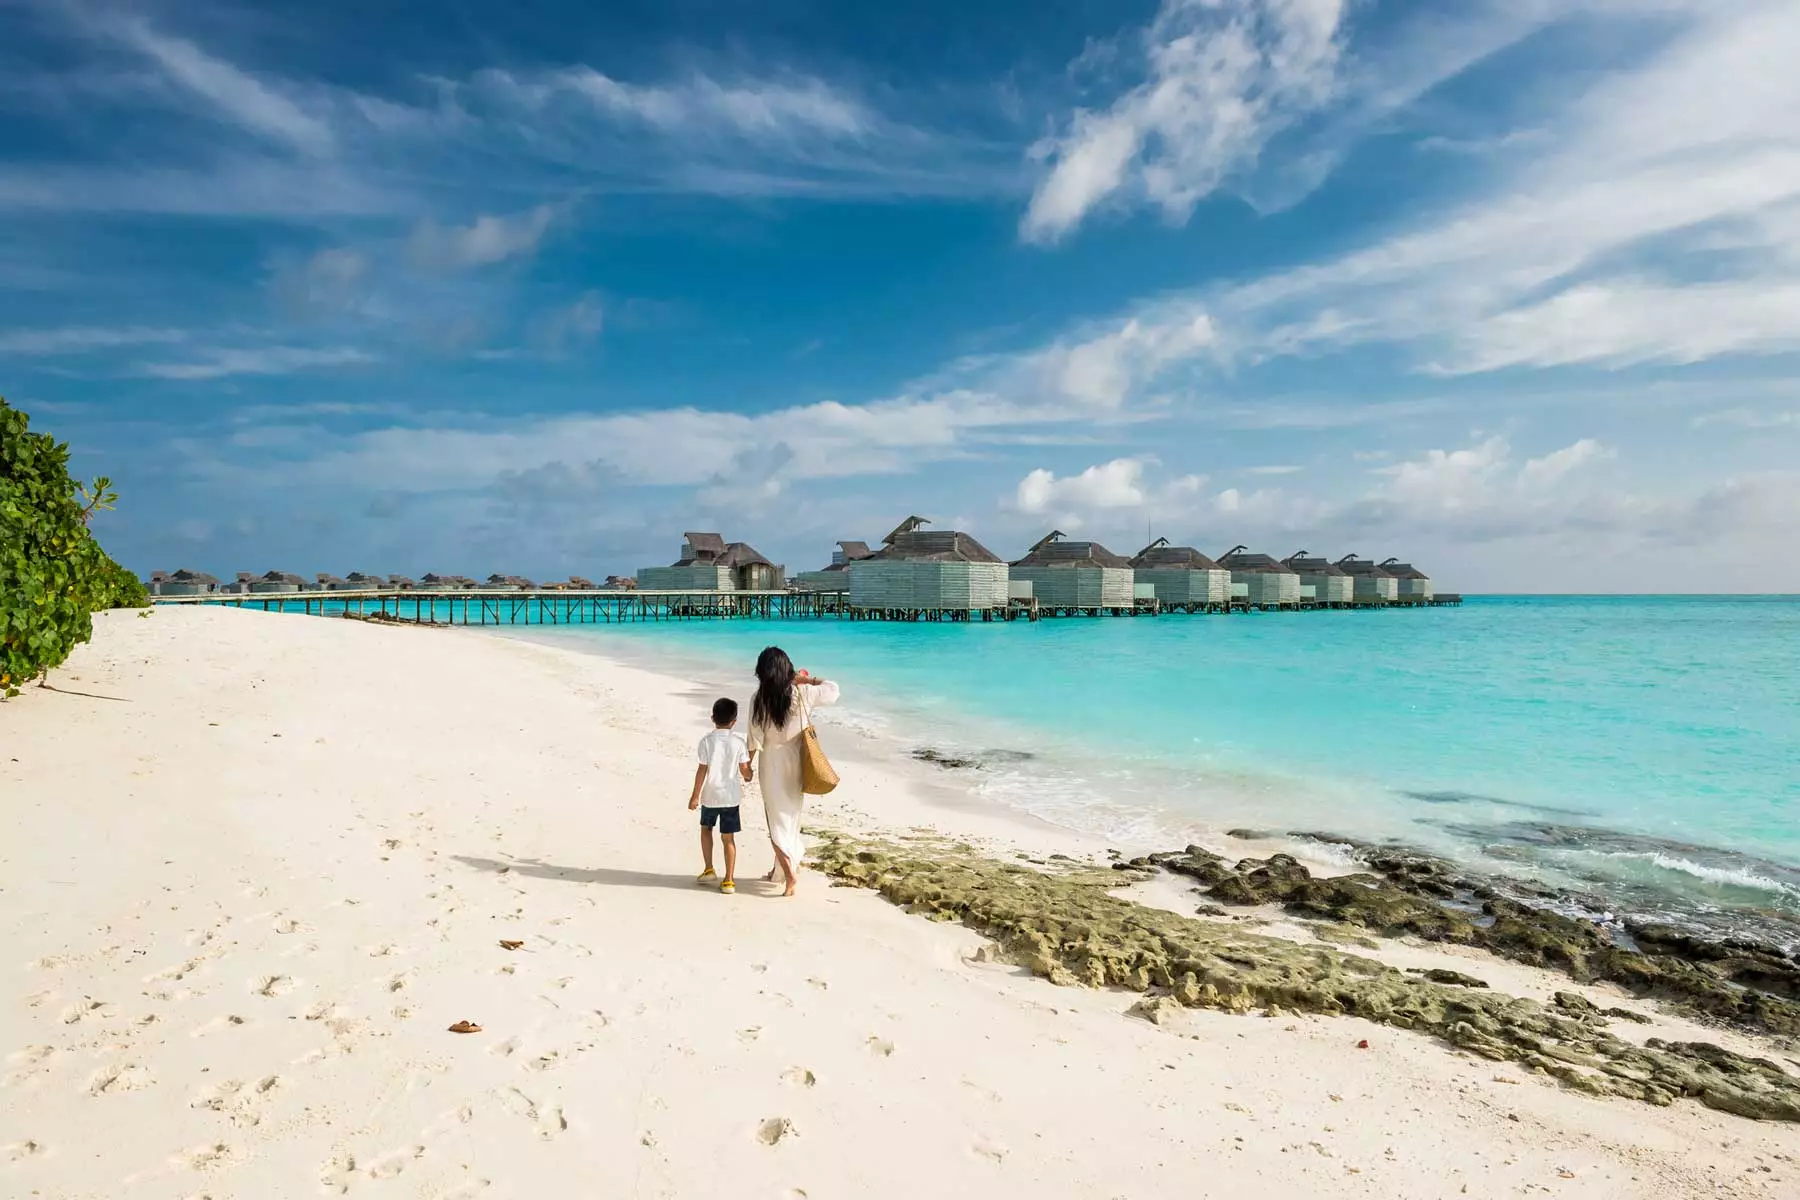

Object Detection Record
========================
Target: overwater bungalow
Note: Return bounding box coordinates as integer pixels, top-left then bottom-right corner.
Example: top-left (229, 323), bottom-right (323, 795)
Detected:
top-left (337, 571), bottom-right (386, 590)
top-left (415, 573), bottom-right (459, 592)
top-left (1336, 555), bottom-right (1399, 602)
top-left (486, 574), bottom-right (536, 590)
top-left (314, 573), bottom-right (353, 591)
top-left (1380, 558), bottom-right (1434, 601)
top-left (1218, 546), bottom-right (1302, 606)
top-left (849, 517), bottom-right (1008, 610)
top-left (1128, 538), bottom-right (1230, 606)
top-left (1011, 531), bottom-right (1134, 608)
top-left (147, 568), bottom-right (219, 597)
top-left (1281, 551), bottom-right (1354, 605)
top-left (602, 575), bottom-right (638, 590)
top-left (793, 540), bottom-right (874, 592)
top-left (247, 570), bottom-right (306, 595)
top-left (384, 575), bottom-right (417, 590)
top-left (638, 532), bottom-right (785, 591)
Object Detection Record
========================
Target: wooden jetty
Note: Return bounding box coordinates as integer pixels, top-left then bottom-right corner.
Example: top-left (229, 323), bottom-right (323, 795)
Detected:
top-left (153, 586), bottom-right (1462, 625)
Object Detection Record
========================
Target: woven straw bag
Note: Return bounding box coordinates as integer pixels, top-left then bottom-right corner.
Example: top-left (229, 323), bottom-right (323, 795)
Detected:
top-left (797, 686), bottom-right (839, 796)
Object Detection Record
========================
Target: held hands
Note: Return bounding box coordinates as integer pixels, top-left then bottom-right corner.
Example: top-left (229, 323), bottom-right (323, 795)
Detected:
top-left (795, 669), bottom-right (821, 686)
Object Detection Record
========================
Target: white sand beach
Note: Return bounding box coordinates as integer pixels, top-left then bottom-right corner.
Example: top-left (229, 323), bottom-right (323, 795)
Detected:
top-left (3, 606), bottom-right (1796, 1199)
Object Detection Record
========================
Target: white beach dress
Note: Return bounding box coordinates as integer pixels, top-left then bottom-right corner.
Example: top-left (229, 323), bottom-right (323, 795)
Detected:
top-left (747, 681), bottom-right (839, 861)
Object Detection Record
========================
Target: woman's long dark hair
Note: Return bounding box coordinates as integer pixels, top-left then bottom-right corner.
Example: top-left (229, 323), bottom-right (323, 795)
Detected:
top-left (751, 645), bottom-right (796, 731)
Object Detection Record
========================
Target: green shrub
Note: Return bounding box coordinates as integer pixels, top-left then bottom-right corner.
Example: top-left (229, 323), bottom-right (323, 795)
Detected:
top-left (1, 396), bottom-right (147, 696)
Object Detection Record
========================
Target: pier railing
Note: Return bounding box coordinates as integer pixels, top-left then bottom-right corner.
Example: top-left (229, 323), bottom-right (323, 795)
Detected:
top-left (150, 587), bottom-right (1461, 625)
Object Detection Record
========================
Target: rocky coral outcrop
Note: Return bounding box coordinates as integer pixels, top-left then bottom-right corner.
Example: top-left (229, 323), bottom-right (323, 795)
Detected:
top-left (1119, 840), bottom-right (1800, 1038)
top-left (814, 834), bottom-right (1800, 1122)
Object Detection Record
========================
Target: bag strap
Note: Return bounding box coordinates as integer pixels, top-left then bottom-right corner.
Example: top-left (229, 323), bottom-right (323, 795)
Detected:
top-left (795, 683), bottom-right (812, 728)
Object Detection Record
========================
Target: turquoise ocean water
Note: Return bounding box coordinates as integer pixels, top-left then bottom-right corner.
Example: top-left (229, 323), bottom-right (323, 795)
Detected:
top-left (260, 594), bottom-right (1799, 942)
top-left (515, 595), bottom-right (1800, 944)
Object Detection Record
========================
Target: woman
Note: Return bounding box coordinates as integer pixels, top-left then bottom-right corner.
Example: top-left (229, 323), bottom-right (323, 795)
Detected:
top-left (746, 645), bottom-right (839, 897)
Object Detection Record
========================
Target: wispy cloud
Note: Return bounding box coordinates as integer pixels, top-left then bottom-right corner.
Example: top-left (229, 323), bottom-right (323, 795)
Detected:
top-left (134, 346), bottom-right (375, 380)
top-left (409, 205), bottom-right (560, 270)
top-left (1023, 0), bottom-right (1347, 244)
top-left (0, 326), bottom-right (187, 356)
top-left (112, 19), bottom-right (336, 156)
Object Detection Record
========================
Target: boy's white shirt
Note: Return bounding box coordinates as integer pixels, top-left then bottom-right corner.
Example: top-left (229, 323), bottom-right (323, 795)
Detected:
top-left (696, 728), bottom-right (750, 808)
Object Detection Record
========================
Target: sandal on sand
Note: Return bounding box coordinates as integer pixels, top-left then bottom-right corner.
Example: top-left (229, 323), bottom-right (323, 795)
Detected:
top-left (720, 880), bottom-right (736, 894)
top-left (696, 868), bottom-right (717, 884)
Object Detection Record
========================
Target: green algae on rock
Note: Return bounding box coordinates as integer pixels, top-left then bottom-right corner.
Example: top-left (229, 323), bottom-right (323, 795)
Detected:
top-left (812, 833), bottom-right (1800, 1123)
top-left (1130, 841), bottom-right (1800, 1039)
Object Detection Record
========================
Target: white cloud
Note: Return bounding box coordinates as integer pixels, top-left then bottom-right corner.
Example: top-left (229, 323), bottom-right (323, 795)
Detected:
top-left (409, 205), bottom-right (559, 270)
top-left (1023, 0), bottom-right (1347, 243)
top-left (136, 346), bottom-right (376, 380)
top-left (0, 326), bottom-right (187, 356)
top-left (115, 20), bottom-right (335, 156)
top-left (1243, 464), bottom-right (1301, 475)
top-left (274, 247), bottom-right (369, 315)
top-left (1015, 458), bottom-right (1152, 515)
top-left (1518, 438), bottom-right (1611, 488)
top-left (539, 68), bottom-right (870, 140)
top-left (1028, 311), bottom-right (1220, 407)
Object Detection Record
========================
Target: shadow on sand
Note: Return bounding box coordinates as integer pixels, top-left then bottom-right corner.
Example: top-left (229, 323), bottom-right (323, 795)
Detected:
top-left (452, 854), bottom-right (758, 894)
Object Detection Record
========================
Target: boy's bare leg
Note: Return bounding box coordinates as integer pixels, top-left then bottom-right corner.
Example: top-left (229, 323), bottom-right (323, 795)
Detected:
top-left (699, 827), bottom-right (715, 874)
top-left (722, 833), bottom-right (737, 884)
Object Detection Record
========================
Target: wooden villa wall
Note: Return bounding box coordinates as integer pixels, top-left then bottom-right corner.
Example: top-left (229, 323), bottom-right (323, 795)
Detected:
top-left (1134, 567), bottom-right (1230, 603)
top-left (1396, 577), bottom-right (1435, 599)
top-left (1233, 570), bottom-right (1301, 605)
top-left (849, 562), bottom-right (1009, 610)
top-left (1353, 576), bottom-right (1399, 601)
top-left (1297, 574), bottom-right (1353, 603)
top-left (1009, 566), bottom-right (1134, 607)
top-left (792, 570), bottom-right (846, 592)
top-left (638, 565), bottom-right (735, 591)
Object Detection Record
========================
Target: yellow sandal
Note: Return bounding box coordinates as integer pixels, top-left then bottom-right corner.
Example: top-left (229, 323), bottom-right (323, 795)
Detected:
top-left (696, 868), bottom-right (717, 885)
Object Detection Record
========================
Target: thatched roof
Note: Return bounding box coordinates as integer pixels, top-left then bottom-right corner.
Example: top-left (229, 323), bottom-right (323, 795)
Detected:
top-left (169, 568), bottom-right (219, 585)
top-left (344, 571), bottom-right (386, 584)
top-left (1014, 531), bottom-right (1130, 569)
top-left (882, 516), bottom-right (930, 544)
top-left (672, 533), bottom-right (772, 569)
top-left (387, 575), bottom-right (417, 588)
top-left (682, 532), bottom-right (728, 558)
top-left (260, 570), bottom-right (307, 584)
top-left (1130, 537), bottom-right (1221, 570)
top-left (1379, 558), bottom-right (1430, 581)
top-left (870, 530), bottom-right (1003, 564)
top-left (838, 540), bottom-right (874, 561)
top-left (1335, 555), bottom-right (1394, 578)
top-left (1281, 551), bottom-right (1347, 576)
top-left (1217, 546), bottom-right (1296, 574)
top-left (716, 542), bottom-right (774, 569)
top-left (315, 573), bottom-right (348, 586)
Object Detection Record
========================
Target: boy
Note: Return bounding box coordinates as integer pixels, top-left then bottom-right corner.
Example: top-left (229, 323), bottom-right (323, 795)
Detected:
top-left (689, 697), bottom-right (752, 893)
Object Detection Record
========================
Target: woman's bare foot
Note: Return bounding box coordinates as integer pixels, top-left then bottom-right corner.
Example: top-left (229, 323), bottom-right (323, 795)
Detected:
top-left (782, 881), bottom-right (797, 897)
top-left (762, 867), bottom-right (779, 883)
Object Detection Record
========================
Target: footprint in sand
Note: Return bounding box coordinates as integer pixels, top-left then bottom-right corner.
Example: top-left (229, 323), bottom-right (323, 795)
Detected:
top-left (366, 1145), bottom-right (425, 1179)
top-left (432, 1181), bottom-right (492, 1200)
top-left (806, 978), bottom-right (829, 991)
top-left (780, 1068), bottom-right (817, 1088)
top-left (190, 1014), bottom-right (247, 1037)
top-left (60, 999), bottom-right (109, 1025)
top-left (179, 1142), bottom-right (233, 1170)
top-left (387, 972), bottom-right (412, 993)
top-left (970, 1136), bottom-right (1007, 1163)
top-left (487, 1037), bottom-right (521, 1059)
top-left (866, 1037), bottom-right (895, 1058)
top-left (737, 1027), bottom-right (762, 1044)
top-left (252, 975), bottom-right (294, 998)
top-left (5, 1139), bottom-right (45, 1164)
top-left (273, 918), bottom-right (308, 935)
top-left (318, 1151), bottom-right (357, 1193)
top-left (145, 959), bottom-right (204, 984)
top-left (86, 1063), bottom-right (154, 1096)
top-left (756, 1118), bottom-right (797, 1146)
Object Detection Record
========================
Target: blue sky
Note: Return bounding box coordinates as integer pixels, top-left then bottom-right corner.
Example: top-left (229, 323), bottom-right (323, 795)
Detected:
top-left (4, 0), bottom-right (1798, 592)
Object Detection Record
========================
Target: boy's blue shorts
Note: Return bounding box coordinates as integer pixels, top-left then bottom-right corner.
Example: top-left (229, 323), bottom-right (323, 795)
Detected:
top-left (699, 806), bottom-right (742, 835)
